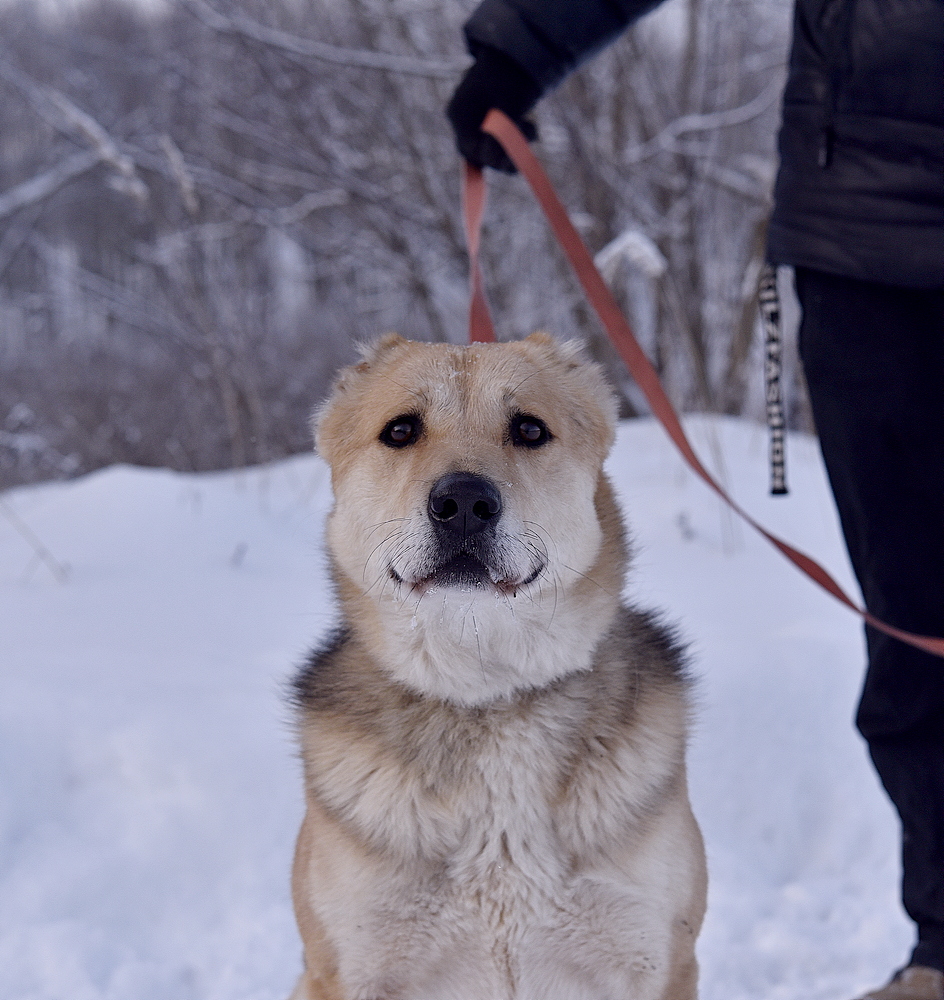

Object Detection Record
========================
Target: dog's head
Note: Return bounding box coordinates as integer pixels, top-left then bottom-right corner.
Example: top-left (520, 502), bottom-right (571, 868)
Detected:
top-left (315, 332), bottom-right (626, 704)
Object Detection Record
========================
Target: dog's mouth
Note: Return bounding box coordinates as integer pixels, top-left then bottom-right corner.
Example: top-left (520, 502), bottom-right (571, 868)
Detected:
top-left (426, 553), bottom-right (493, 589)
top-left (390, 554), bottom-right (544, 595)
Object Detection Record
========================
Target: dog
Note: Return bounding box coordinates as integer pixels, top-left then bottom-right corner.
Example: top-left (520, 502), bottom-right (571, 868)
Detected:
top-left (289, 332), bottom-right (706, 1000)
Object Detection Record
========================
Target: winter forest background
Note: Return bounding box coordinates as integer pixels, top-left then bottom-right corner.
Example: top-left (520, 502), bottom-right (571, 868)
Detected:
top-left (0, 0), bottom-right (803, 490)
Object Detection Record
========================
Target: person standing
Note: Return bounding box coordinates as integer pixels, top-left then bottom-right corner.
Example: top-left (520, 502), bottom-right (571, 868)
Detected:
top-left (446, 3), bottom-right (944, 998)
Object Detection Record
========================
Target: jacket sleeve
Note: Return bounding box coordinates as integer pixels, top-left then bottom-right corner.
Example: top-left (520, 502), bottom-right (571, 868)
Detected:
top-left (464, 0), bottom-right (666, 92)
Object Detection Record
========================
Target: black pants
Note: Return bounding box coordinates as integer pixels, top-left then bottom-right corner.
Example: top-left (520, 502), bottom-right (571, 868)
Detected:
top-left (796, 267), bottom-right (944, 971)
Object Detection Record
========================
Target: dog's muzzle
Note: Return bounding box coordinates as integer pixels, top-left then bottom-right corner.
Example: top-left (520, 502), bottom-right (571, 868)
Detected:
top-left (420, 472), bottom-right (503, 589)
top-left (387, 472), bottom-right (544, 593)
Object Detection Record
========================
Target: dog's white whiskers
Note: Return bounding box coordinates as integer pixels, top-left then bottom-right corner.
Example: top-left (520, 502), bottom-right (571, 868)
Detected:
top-left (364, 567), bottom-right (395, 598)
top-left (364, 517), bottom-right (409, 541)
top-left (383, 533), bottom-right (413, 571)
top-left (523, 519), bottom-right (559, 561)
top-left (378, 371), bottom-right (423, 397)
top-left (454, 603), bottom-right (467, 644)
top-left (409, 586), bottom-right (427, 613)
top-left (494, 588), bottom-right (518, 617)
top-left (363, 547), bottom-right (404, 596)
top-left (523, 532), bottom-right (550, 570)
top-left (561, 563), bottom-right (619, 599)
top-left (546, 570), bottom-right (562, 625)
top-left (363, 530), bottom-right (405, 584)
top-left (508, 361), bottom-right (562, 395)
top-left (469, 608), bottom-right (487, 687)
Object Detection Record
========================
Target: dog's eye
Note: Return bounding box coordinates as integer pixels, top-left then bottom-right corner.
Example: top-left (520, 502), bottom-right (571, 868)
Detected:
top-left (510, 414), bottom-right (551, 449)
top-left (379, 414), bottom-right (421, 448)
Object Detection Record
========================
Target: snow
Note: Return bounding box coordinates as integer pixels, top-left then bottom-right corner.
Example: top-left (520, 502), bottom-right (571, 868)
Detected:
top-left (0, 416), bottom-right (914, 1000)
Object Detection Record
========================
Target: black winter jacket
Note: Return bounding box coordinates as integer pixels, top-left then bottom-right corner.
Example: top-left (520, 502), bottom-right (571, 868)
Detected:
top-left (464, 0), bottom-right (944, 288)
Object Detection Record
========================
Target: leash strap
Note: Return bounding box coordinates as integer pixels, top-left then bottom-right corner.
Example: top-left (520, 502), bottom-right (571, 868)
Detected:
top-left (465, 108), bottom-right (944, 659)
top-left (759, 264), bottom-right (788, 496)
top-left (462, 162), bottom-right (496, 343)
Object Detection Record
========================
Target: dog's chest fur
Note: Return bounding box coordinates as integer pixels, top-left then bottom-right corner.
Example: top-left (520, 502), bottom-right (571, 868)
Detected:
top-left (294, 612), bottom-right (690, 999)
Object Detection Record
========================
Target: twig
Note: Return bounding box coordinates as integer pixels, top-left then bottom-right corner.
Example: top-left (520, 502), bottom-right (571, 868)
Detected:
top-left (159, 133), bottom-right (200, 215)
top-left (44, 90), bottom-right (148, 201)
top-left (181, 0), bottom-right (466, 78)
top-left (267, 189), bottom-right (349, 226)
top-left (0, 52), bottom-right (148, 201)
top-left (0, 150), bottom-right (100, 221)
top-left (0, 496), bottom-right (70, 584)
top-left (623, 75), bottom-right (783, 164)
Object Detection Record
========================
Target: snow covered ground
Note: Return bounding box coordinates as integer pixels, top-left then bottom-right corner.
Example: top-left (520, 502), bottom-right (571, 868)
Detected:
top-left (0, 417), bottom-right (914, 1000)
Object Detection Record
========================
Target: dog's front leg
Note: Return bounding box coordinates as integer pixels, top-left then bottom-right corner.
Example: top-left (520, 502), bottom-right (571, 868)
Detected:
top-left (290, 805), bottom-right (348, 1000)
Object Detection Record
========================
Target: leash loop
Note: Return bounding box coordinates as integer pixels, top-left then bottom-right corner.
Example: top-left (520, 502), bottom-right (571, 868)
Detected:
top-left (759, 263), bottom-right (788, 495)
top-left (469, 108), bottom-right (944, 660)
top-left (462, 162), bottom-right (496, 342)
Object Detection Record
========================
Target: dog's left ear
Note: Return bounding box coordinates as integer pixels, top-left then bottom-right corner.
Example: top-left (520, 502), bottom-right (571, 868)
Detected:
top-left (520, 333), bottom-right (618, 453)
top-left (553, 337), bottom-right (595, 370)
top-left (522, 332), bottom-right (585, 365)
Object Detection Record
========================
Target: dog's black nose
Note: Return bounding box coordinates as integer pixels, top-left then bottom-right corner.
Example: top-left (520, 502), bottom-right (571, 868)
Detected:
top-left (428, 472), bottom-right (502, 536)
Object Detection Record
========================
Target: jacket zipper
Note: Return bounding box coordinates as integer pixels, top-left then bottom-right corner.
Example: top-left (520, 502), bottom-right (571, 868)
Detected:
top-left (818, 0), bottom-right (856, 168)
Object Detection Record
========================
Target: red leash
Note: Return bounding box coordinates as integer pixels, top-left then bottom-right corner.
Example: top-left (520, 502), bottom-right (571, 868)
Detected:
top-left (463, 108), bottom-right (944, 660)
top-left (463, 163), bottom-right (496, 344)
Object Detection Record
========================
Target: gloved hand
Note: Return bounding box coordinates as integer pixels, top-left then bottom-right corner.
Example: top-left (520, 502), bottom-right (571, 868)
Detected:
top-left (447, 47), bottom-right (542, 172)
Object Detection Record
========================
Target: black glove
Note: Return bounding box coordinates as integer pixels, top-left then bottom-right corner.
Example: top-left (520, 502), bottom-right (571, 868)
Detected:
top-left (447, 47), bottom-right (542, 173)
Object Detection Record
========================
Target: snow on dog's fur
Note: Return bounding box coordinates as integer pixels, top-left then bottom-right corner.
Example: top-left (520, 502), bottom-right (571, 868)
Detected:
top-left (289, 333), bottom-right (707, 1000)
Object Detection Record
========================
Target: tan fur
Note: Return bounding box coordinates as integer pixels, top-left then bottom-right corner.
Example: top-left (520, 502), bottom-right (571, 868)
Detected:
top-left (290, 334), bottom-right (707, 1000)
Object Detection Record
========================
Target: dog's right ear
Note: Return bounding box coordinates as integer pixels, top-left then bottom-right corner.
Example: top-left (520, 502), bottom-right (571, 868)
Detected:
top-left (357, 332), bottom-right (407, 365)
top-left (327, 333), bottom-right (408, 395)
top-left (312, 333), bottom-right (409, 461)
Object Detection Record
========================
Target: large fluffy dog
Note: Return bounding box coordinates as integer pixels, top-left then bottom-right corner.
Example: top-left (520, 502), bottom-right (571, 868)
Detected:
top-left (290, 333), bottom-right (706, 1000)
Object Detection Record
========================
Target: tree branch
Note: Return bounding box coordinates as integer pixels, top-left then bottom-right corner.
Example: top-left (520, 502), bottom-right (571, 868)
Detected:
top-left (181, 0), bottom-right (467, 78)
top-left (159, 133), bottom-right (200, 215)
top-left (622, 75), bottom-right (783, 164)
top-left (0, 150), bottom-right (100, 221)
top-left (0, 52), bottom-right (148, 200)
